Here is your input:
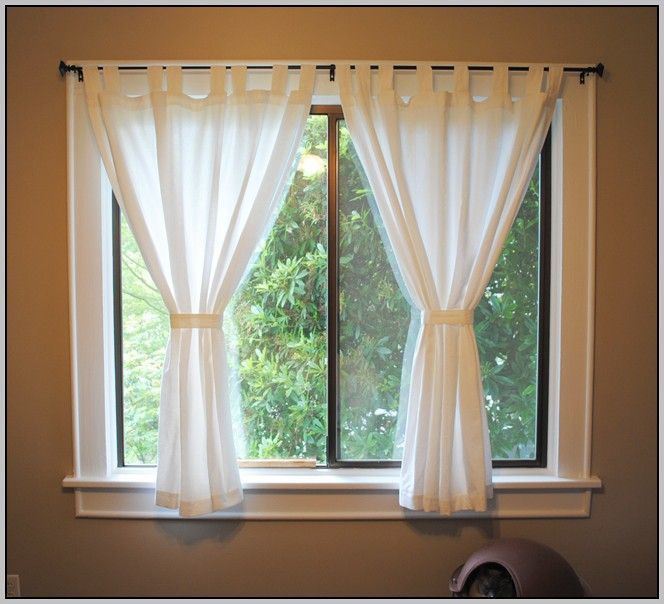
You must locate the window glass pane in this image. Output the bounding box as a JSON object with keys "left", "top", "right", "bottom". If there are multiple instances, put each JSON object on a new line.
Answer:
{"left": 118, "top": 116, "right": 329, "bottom": 466}
{"left": 228, "top": 114, "right": 329, "bottom": 463}
{"left": 119, "top": 211, "right": 168, "bottom": 466}
{"left": 337, "top": 122, "right": 543, "bottom": 462}
{"left": 475, "top": 159, "right": 542, "bottom": 461}
{"left": 337, "top": 121, "right": 411, "bottom": 460}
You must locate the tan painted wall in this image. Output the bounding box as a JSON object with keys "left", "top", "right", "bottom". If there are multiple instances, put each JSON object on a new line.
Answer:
{"left": 7, "top": 7, "right": 657, "bottom": 597}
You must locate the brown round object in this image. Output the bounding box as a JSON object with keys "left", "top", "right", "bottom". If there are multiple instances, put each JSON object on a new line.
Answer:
{"left": 449, "top": 538, "right": 588, "bottom": 597}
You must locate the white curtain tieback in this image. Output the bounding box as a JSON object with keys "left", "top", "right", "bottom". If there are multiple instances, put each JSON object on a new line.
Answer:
{"left": 170, "top": 313, "right": 221, "bottom": 329}
{"left": 421, "top": 309, "right": 473, "bottom": 325}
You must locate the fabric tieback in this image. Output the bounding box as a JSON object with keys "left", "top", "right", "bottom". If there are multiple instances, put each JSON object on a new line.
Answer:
{"left": 421, "top": 309, "right": 473, "bottom": 325}
{"left": 170, "top": 313, "right": 221, "bottom": 329}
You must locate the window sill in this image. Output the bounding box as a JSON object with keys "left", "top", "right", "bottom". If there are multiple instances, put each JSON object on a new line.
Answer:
{"left": 62, "top": 469, "right": 602, "bottom": 520}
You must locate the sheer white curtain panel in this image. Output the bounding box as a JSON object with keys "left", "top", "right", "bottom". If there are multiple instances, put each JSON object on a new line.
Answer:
{"left": 83, "top": 64, "right": 314, "bottom": 516}
{"left": 339, "top": 63, "right": 562, "bottom": 514}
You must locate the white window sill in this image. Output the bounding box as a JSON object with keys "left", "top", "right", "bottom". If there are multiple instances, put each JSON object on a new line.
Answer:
{"left": 62, "top": 469, "right": 602, "bottom": 520}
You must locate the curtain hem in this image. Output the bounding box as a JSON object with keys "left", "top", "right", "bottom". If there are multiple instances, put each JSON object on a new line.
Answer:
{"left": 399, "top": 488, "right": 490, "bottom": 515}
{"left": 156, "top": 489, "right": 243, "bottom": 516}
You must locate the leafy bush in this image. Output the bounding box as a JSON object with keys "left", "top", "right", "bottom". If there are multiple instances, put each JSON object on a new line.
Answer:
{"left": 337, "top": 123, "right": 410, "bottom": 460}
{"left": 228, "top": 115, "right": 329, "bottom": 461}
{"left": 119, "top": 214, "right": 167, "bottom": 465}
{"left": 476, "top": 163, "right": 541, "bottom": 459}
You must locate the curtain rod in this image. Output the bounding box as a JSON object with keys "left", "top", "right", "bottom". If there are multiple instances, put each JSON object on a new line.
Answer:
{"left": 59, "top": 61, "right": 604, "bottom": 85}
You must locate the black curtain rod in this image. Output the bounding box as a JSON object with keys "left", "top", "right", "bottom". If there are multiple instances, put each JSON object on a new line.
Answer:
{"left": 59, "top": 60, "right": 604, "bottom": 85}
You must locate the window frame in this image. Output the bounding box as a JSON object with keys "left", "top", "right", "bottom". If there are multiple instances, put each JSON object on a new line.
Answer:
{"left": 112, "top": 106, "right": 550, "bottom": 470}
{"left": 63, "top": 66, "right": 601, "bottom": 519}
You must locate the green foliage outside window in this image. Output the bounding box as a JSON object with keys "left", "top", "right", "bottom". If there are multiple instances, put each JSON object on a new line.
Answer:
{"left": 476, "top": 162, "right": 542, "bottom": 460}
{"left": 228, "top": 115, "right": 329, "bottom": 461}
{"left": 119, "top": 214, "right": 167, "bottom": 465}
{"left": 337, "top": 122, "right": 410, "bottom": 460}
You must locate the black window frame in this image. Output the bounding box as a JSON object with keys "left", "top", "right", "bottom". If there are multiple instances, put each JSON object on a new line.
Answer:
{"left": 113, "top": 107, "right": 551, "bottom": 469}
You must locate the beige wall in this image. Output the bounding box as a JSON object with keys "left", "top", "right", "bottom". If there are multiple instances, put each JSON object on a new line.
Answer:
{"left": 7, "top": 7, "right": 657, "bottom": 597}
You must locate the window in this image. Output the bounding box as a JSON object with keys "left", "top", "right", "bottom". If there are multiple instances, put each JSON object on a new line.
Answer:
{"left": 64, "top": 67, "right": 600, "bottom": 519}
{"left": 113, "top": 107, "right": 549, "bottom": 470}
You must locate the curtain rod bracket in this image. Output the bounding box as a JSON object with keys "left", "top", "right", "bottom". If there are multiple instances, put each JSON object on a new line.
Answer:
{"left": 59, "top": 61, "right": 84, "bottom": 82}
{"left": 579, "top": 62, "right": 604, "bottom": 85}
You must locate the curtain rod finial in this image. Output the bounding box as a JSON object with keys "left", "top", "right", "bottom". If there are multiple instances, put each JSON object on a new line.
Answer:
{"left": 59, "top": 61, "right": 84, "bottom": 82}
{"left": 579, "top": 62, "right": 604, "bottom": 85}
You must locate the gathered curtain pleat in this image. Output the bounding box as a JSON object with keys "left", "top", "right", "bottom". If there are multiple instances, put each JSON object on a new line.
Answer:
{"left": 84, "top": 64, "right": 314, "bottom": 516}
{"left": 339, "top": 63, "right": 562, "bottom": 514}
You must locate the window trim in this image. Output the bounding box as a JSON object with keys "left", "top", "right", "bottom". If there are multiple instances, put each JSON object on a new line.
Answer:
{"left": 63, "top": 67, "right": 601, "bottom": 519}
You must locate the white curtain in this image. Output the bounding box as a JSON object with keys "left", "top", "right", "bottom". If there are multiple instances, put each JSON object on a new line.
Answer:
{"left": 339, "top": 63, "right": 562, "bottom": 514}
{"left": 84, "top": 64, "right": 314, "bottom": 516}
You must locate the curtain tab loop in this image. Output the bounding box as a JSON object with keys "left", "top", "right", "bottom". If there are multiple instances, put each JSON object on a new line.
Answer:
{"left": 379, "top": 63, "right": 393, "bottom": 90}
{"left": 526, "top": 65, "right": 544, "bottom": 94}
{"left": 147, "top": 66, "right": 163, "bottom": 92}
{"left": 170, "top": 313, "right": 221, "bottom": 329}
{"left": 491, "top": 64, "right": 509, "bottom": 97}
{"left": 271, "top": 64, "right": 287, "bottom": 95}
{"left": 453, "top": 64, "right": 470, "bottom": 93}
{"left": 102, "top": 66, "right": 120, "bottom": 92}
{"left": 210, "top": 66, "right": 226, "bottom": 96}
{"left": 337, "top": 64, "right": 353, "bottom": 99}
{"left": 421, "top": 309, "right": 473, "bottom": 326}
{"left": 417, "top": 65, "right": 433, "bottom": 94}
{"left": 166, "top": 66, "right": 182, "bottom": 93}
{"left": 356, "top": 64, "right": 371, "bottom": 94}
{"left": 546, "top": 65, "right": 564, "bottom": 100}
{"left": 297, "top": 64, "right": 315, "bottom": 96}
{"left": 82, "top": 66, "right": 102, "bottom": 97}
{"left": 231, "top": 65, "right": 247, "bottom": 94}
